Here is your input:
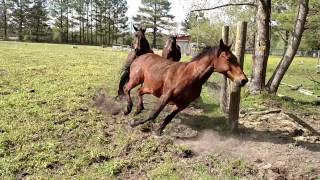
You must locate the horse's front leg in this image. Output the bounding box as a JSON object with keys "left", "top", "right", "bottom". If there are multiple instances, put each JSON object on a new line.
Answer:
{"left": 130, "top": 91, "right": 172, "bottom": 127}
{"left": 134, "top": 86, "right": 147, "bottom": 115}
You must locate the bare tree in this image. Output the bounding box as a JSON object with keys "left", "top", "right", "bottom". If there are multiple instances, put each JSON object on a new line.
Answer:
{"left": 267, "top": 0, "right": 309, "bottom": 93}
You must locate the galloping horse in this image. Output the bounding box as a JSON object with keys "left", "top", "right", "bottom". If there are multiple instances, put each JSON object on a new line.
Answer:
{"left": 123, "top": 39, "right": 248, "bottom": 135}
{"left": 116, "top": 26, "right": 153, "bottom": 99}
{"left": 162, "top": 35, "right": 181, "bottom": 61}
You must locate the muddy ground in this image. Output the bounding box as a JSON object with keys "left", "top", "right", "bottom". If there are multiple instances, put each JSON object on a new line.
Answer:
{"left": 94, "top": 88, "right": 320, "bottom": 179}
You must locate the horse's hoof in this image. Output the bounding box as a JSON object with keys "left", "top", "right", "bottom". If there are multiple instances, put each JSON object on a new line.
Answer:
{"left": 123, "top": 110, "right": 130, "bottom": 116}
{"left": 129, "top": 120, "right": 139, "bottom": 127}
{"left": 153, "top": 129, "right": 162, "bottom": 137}
{"left": 134, "top": 110, "right": 141, "bottom": 116}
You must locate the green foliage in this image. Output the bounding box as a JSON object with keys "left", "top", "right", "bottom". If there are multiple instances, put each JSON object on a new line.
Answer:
{"left": 188, "top": 18, "right": 223, "bottom": 46}
{"left": 133, "top": 0, "right": 174, "bottom": 47}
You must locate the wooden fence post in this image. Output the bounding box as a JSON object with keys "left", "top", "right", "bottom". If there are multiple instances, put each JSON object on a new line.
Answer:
{"left": 228, "top": 21, "right": 247, "bottom": 131}
{"left": 220, "top": 26, "right": 230, "bottom": 113}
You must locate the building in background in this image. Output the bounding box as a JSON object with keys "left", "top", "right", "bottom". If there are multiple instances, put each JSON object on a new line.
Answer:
{"left": 176, "top": 35, "right": 191, "bottom": 56}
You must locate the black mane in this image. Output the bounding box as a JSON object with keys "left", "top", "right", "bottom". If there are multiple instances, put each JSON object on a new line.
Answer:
{"left": 191, "top": 46, "right": 220, "bottom": 61}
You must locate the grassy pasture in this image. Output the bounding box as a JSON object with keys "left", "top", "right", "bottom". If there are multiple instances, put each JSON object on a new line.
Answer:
{"left": 0, "top": 41, "right": 319, "bottom": 178}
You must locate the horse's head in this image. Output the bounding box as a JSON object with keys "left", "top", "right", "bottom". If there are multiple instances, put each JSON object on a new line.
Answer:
{"left": 165, "top": 35, "right": 177, "bottom": 50}
{"left": 132, "top": 25, "right": 147, "bottom": 52}
{"left": 214, "top": 39, "right": 248, "bottom": 87}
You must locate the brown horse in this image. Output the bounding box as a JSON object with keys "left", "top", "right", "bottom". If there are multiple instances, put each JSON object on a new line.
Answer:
{"left": 162, "top": 35, "right": 181, "bottom": 61}
{"left": 116, "top": 25, "right": 153, "bottom": 99}
{"left": 123, "top": 39, "right": 248, "bottom": 135}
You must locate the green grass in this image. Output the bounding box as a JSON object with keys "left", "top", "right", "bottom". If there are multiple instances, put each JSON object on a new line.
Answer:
{"left": 0, "top": 41, "right": 318, "bottom": 178}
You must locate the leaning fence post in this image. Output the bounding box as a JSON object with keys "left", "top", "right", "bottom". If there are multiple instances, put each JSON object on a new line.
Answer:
{"left": 220, "top": 26, "right": 230, "bottom": 113}
{"left": 228, "top": 21, "right": 247, "bottom": 131}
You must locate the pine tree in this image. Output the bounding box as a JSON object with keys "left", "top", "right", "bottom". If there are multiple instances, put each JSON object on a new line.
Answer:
{"left": 112, "top": 0, "right": 128, "bottom": 44}
{"left": 0, "top": 0, "right": 12, "bottom": 39}
{"left": 11, "top": 0, "right": 31, "bottom": 40}
{"left": 133, "top": 0, "right": 174, "bottom": 48}
{"left": 28, "top": 0, "right": 49, "bottom": 41}
{"left": 51, "top": 0, "right": 69, "bottom": 42}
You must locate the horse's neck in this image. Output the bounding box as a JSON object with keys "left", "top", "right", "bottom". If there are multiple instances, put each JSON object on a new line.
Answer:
{"left": 187, "top": 56, "right": 214, "bottom": 84}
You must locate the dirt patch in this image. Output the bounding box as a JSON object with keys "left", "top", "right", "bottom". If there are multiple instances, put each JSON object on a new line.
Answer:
{"left": 176, "top": 107, "right": 320, "bottom": 178}
{"left": 93, "top": 88, "right": 123, "bottom": 115}
{"left": 92, "top": 88, "right": 320, "bottom": 178}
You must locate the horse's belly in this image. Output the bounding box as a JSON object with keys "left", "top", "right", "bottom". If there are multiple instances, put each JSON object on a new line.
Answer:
{"left": 172, "top": 87, "right": 201, "bottom": 105}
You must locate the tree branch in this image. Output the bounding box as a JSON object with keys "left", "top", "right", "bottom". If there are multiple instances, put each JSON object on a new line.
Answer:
{"left": 191, "top": 2, "right": 257, "bottom": 12}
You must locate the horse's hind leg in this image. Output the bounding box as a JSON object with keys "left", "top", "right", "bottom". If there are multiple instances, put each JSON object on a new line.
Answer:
{"left": 134, "top": 87, "right": 151, "bottom": 115}
{"left": 130, "top": 91, "right": 172, "bottom": 127}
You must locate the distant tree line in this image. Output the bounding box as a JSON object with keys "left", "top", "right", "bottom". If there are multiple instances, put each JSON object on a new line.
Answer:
{"left": 0, "top": 0, "right": 176, "bottom": 47}
{"left": 0, "top": 0, "right": 130, "bottom": 45}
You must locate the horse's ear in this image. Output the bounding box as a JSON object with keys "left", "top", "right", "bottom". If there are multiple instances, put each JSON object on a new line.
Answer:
{"left": 133, "top": 25, "right": 138, "bottom": 31}
{"left": 141, "top": 27, "right": 146, "bottom": 34}
{"left": 219, "top": 39, "right": 225, "bottom": 48}
{"left": 227, "top": 44, "right": 232, "bottom": 50}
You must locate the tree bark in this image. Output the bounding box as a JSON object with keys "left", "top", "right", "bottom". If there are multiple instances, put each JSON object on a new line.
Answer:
{"left": 267, "top": 0, "right": 309, "bottom": 93}
{"left": 249, "top": 0, "right": 271, "bottom": 93}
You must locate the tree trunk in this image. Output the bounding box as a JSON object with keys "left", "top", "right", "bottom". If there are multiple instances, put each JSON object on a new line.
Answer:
{"left": 90, "top": 0, "right": 93, "bottom": 44}
{"left": 71, "top": 10, "right": 74, "bottom": 43}
{"left": 95, "top": 5, "right": 98, "bottom": 44}
{"left": 66, "top": 0, "right": 69, "bottom": 43}
{"left": 18, "top": 1, "right": 23, "bottom": 41}
{"left": 249, "top": 0, "right": 271, "bottom": 93}
{"left": 60, "top": 1, "right": 64, "bottom": 42}
{"left": 36, "top": 19, "right": 39, "bottom": 42}
{"left": 2, "top": 0, "right": 8, "bottom": 40}
{"left": 282, "top": 30, "right": 289, "bottom": 56}
{"left": 267, "top": 0, "right": 309, "bottom": 93}
{"left": 82, "top": 14, "right": 85, "bottom": 43}
{"left": 86, "top": 3, "right": 89, "bottom": 44}
{"left": 79, "top": 17, "right": 82, "bottom": 43}
{"left": 152, "top": 3, "right": 157, "bottom": 48}
{"left": 108, "top": 7, "right": 111, "bottom": 46}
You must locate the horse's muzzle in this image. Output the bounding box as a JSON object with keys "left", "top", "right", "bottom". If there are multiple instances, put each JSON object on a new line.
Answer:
{"left": 240, "top": 78, "right": 248, "bottom": 87}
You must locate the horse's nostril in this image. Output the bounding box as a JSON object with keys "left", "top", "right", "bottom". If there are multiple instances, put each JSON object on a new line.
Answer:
{"left": 241, "top": 79, "right": 248, "bottom": 86}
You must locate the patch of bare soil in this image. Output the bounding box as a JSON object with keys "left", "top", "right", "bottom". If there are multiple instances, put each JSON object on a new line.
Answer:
{"left": 93, "top": 88, "right": 319, "bottom": 178}
{"left": 176, "top": 107, "right": 320, "bottom": 179}
{"left": 93, "top": 88, "right": 123, "bottom": 115}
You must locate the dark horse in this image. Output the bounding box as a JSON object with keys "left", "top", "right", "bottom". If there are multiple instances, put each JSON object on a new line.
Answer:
{"left": 123, "top": 39, "right": 248, "bottom": 135}
{"left": 116, "top": 26, "right": 153, "bottom": 99}
{"left": 162, "top": 35, "right": 181, "bottom": 61}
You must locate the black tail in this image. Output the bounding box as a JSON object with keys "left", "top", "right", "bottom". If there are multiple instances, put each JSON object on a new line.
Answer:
{"left": 116, "top": 59, "right": 134, "bottom": 98}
